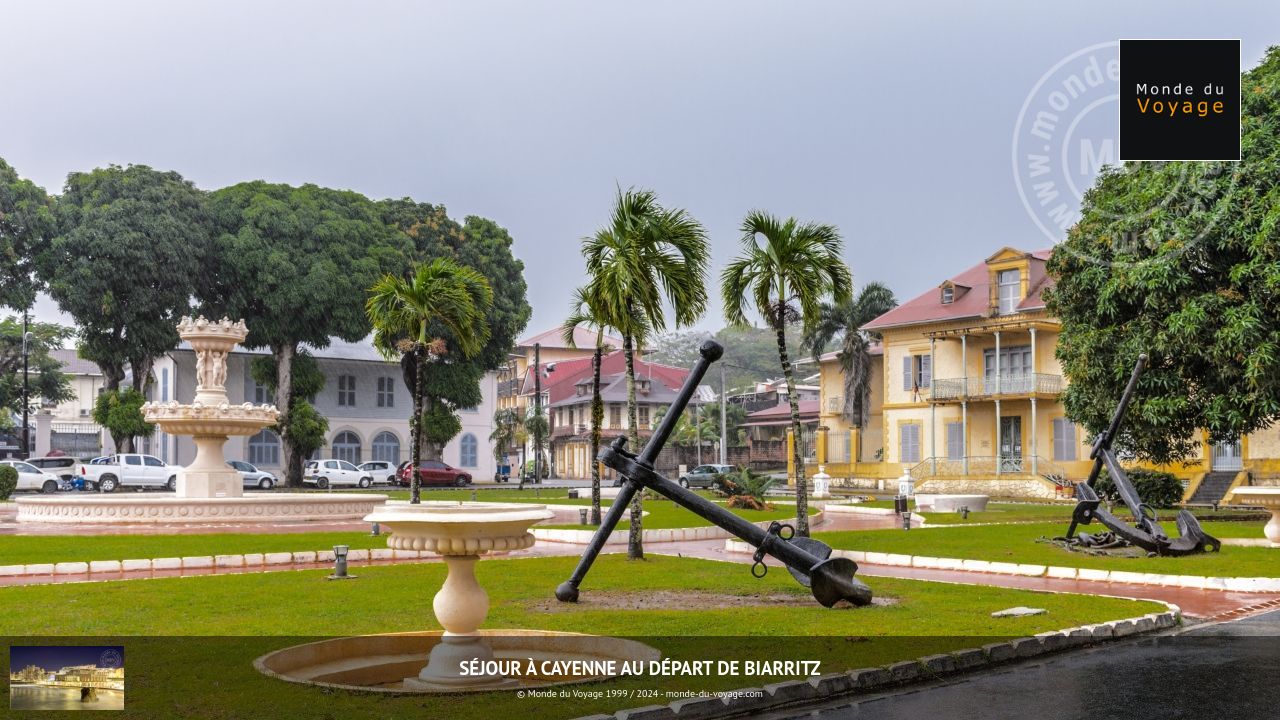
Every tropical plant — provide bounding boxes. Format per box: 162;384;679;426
802;282;897;456
366;258;493;503
562;285;617;525
489;408;520;463
581;187;709;559
712;468;777;511
92;389;155;455
0;464;17;501
522;403;549;484
0;318;74;422
722;211;852;536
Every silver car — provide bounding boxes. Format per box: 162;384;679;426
358;460;398;485
678;463;735;489
227;460;276;490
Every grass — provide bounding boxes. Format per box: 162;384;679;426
854;500;1267;526
541;497;798;530
816;521;1277;577
0;531;387;565
0;554;1164;719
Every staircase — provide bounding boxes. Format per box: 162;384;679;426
1188;471;1239;505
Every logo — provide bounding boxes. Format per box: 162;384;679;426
99;649;122;668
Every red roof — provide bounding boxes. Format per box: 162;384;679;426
517;325;623;350
743;399;820;426
863;247;1053;331
520;349;690;405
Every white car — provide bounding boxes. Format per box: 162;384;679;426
303;459;373;489
1;460;62;494
79;454;181;492
358;460;398;485
227;460;276;490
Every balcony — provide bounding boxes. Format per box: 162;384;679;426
929;373;1064;402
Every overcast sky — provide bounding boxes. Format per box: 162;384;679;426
4;1;1276;337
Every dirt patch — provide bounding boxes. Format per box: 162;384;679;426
526;590;897;612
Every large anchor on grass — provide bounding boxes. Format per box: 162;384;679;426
555;340;873;607
1063;354;1220;556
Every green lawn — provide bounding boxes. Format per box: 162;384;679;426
854;500;1266;526
817;521;1277;577
0;555;1164;719
0;531;386;565
541;498;799;530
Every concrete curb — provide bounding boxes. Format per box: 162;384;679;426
582;606;1182;720
535;510;825;546
723;539;1280;593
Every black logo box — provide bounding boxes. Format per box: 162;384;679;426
1119;39;1240;161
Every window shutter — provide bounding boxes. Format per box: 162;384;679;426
920;355;932;388
902;356;913;390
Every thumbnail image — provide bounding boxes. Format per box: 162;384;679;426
9;646;124;711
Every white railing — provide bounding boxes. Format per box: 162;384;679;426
930;373;1064;401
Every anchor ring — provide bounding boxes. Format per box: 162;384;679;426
751;561;768;578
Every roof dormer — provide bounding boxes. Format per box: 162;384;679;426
984;247;1032;315
938;280;970;305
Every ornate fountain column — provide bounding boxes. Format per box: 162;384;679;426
143;317;281;499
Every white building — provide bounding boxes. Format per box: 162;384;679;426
48;340;499;481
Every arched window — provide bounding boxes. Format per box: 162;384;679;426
371;431;400;464
460;433;478;468
332;431;362;464
248;429;281;467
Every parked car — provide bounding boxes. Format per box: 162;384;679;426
0;459;62;494
23;456;79;481
227;460;275;490
397;460;472;487
304;459;374;489
678;463;735;489
79;454;180;492
358;460;398;485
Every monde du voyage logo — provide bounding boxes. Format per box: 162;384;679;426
1120;39;1241;161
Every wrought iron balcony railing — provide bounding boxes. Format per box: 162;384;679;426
907;455;1067;481
930;373;1064;401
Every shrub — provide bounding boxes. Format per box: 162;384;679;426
714;468;776;511
0;465;17;501
1094;467;1183;508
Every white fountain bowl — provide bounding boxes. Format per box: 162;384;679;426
1227;487;1280;545
15;492;389;524
363;501;555;555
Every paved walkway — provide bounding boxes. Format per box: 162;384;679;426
763;608;1280;719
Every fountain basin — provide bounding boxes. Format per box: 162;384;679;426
1226;487;1280;545
255;631;661;694
15;492;387;524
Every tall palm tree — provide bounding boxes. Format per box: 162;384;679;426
802;282;897;460
722;211;852;537
562;286;617;526
367;258;493;504
582;187;709;559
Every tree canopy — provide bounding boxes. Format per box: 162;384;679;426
1046;47;1280;464
0;317;73;428
0;158;55;312
41;164;209;391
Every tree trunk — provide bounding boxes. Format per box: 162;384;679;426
130;355;155;397
273;343;303;487
623;334;643;560
410;346;426;504
590;344;603;525
776;320;809;537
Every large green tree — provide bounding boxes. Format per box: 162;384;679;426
0;317;73;431
41;165;209;406
1047;48;1280;465
379;200;530;461
201;182;411;485
722;211;852;537
802;281;897;458
250;352;329;464
0;158;55;312
582;187;708;559
366;258;492;504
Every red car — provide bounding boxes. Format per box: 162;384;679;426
397;460;473;487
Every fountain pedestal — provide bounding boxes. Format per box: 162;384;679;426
1227;487;1280;545
362;501;554;690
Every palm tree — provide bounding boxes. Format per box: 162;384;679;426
582;187;709;559
366;258;493;504
489;407;520;472
562;286;617;526
722;211;852;537
802;282;897;460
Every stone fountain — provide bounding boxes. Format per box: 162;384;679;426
255;501;659;693
1226;487;1280;546
15;317;387;525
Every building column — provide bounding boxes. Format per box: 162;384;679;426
850;427;859;467
816;426;828;465
1031;396;1039;475
961;401;968;476
930;337;937;475
994;330;1001;478
786;428;796;487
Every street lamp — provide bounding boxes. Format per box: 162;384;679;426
21;312;33;459
328;544;355;580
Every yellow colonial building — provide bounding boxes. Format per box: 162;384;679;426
810;246;1280;501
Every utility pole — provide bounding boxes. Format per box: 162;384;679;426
719;362;727;465
533;342;542;484
21;311;31;459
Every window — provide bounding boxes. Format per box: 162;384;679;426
371;431;400;464
997;269;1021;314
332;431;362;464
941;286;954;304
946;422;964;460
161;368;170;402
1053;418;1078;461
638;406;650;428
337;375;356;407
901;354;931;391
376;377;395;408
248;429;281;466
460;433;478;468
143;456;164;467
338;460;358;472
899;424;921;463
610;405;622;428
252;381;270;405
125;456;142;466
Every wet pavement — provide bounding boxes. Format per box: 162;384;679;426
765;609;1280;720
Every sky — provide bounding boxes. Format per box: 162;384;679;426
10;645;123;671
3;0;1276;337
